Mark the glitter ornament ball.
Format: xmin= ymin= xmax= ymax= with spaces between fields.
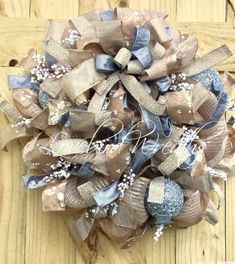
xmin=38 ymin=90 xmax=52 ymax=109
xmin=145 ymin=178 xmax=184 ymax=224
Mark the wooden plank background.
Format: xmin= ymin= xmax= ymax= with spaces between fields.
xmin=0 ymin=0 xmax=234 ymax=263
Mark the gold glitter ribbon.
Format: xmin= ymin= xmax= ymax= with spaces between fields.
xmin=158 ymin=145 xmax=191 ymax=175
xmin=0 ymin=98 xmax=21 ymax=123
xmin=120 ymin=73 xmax=167 ymax=115
xmin=147 ymin=176 xmax=164 ymax=204
xmin=114 ymin=47 xmax=132 ymax=69
xmin=77 ymin=176 xmax=110 ymax=207
xmin=126 ymin=60 xmax=143 ymax=74
xmin=46 ymin=38 xmax=71 ymax=65
xmin=183 ymin=44 xmax=233 ymax=77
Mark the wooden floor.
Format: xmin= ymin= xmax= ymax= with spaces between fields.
xmin=0 ymin=0 xmax=235 ymax=263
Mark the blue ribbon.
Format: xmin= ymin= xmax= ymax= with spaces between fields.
xmin=140 ymin=105 xmax=172 ymax=137
xmin=114 ymin=124 xmax=133 ymax=145
xmin=77 ymin=162 xmax=95 ymax=177
xmin=192 ymin=68 xmax=222 ymax=90
xmin=179 ymin=144 xmax=196 ymax=171
xmin=165 ymin=26 xmax=171 ymax=37
xmin=8 ymin=75 xmax=39 ymax=90
xmin=22 ymin=174 xmax=48 ymax=189
xmin=60 ymin=112 xmax=70 ymax=127
xmin=95 ymin=54 xmax=117 ymax=73
xmin=132 ymin=46 xmax=152 ymax=69
xmin=100 ymin=9 xmax=115 ymax=21
xmin=228 ymin=116 xmax=235 ymax=126
xmin=201 ymin=92 xmax=228 ymax=129
xmin=45 ymin=50 xmax=58 ymax=67
xmin=139 ymin=82 xmax=173 ymax=137
xmin=211 ymin=79 xmax=224 ymax=97
xmin=156 ymin=76 xmax=172 ymax=93
xmin=93 ymin=181 xmax=120 ymax=207
xmin=131 ymin=139 xmax=163 ymax=174
xmin=132 ymin=26 xmax=150 ymax=51
xmin=69 ymin=162 xmax=95 ymax=177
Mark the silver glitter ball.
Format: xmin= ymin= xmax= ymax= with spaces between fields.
xmin=145 ymin=178 xmax=184 ymax=224
xmin=192 ymin=68 xmax=222 ymax=90
xmin=38 ymin=90 xmax=52 ymax=109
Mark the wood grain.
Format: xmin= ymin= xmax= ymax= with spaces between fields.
xmin=226 ymin=88 xmax=235 ymax=262
xmin=0 ymin=0 xmax=30 ymax=17
xmin=30 ymin=0 xmax=79 ymax=18
xmin=226 ymin=177 xmax=235 ymax=262
xmin=176 ymin=183 xmax=226 ymax=264
xmin=177 ymin=0 xmax=226 ymax=22
xmin=78 ymin=0 xmax=177 ymax=20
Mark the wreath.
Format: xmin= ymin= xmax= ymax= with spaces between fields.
xmin=1 ymin=7 xmax=235 ymax=248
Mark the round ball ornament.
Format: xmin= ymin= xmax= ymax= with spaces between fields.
xmin=145 ymin=178 xmax=184 ymax=225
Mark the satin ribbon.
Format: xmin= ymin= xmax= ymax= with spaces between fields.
xmin=179 ymin=144 xmax=196 ymax=171
xmin=132 ymin=26 xmax=150 ymax=51
xmin=93 ymin=181 xmax=120 ymax=207
xmin=100 ymin=9 xmax=116 ymax=21
xmin=156 ymin=75 xmax=172 ymax=93
xmin=69 ymin=162 xmax=95 ymax=177
xmin=132 ymin=46 xmax=152 ymax=69
xmin=8 ymin=75 xmax=39 ymax=90
xmin=131 ymin=139 xmax=163 ymax=174
xmin=140 ymin=104 xmax=173 ymax=137
xmin=139 ymin=82 xmax=172 ymax=137
xmin=22 ymin=174 xmax=49 ymax=189
xmin=95 ymin=54 xmax=117 ymax=73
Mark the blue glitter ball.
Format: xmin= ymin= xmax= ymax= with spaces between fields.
xmin=145 ymin=178 xmax=184 ymax=224
xmin=192 ymin=68 xmax=222 ymax=90
xmin=38 ymin=90 xmax=52 ymax=109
